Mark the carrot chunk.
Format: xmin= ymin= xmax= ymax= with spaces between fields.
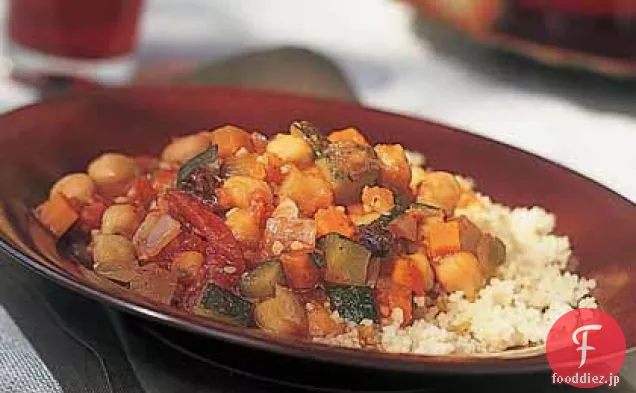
xmin=389 ymin=255 xmax=433 ymax=296
xmin=427 ymin=220 xmax=462 ymax=258
xmin=314 ymin=206 xmax=355 ymax=238
xmin=327 ymin=128 xmax=369 ymax=145
xmin=35 ymin=193 xmax=79 ymax=238
xmin=280 ymin=251 xmax=320 ymax=290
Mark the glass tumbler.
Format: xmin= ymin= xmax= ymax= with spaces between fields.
xmin=7 ymin=0 xmax=144 ymax=85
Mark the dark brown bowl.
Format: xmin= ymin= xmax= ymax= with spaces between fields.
xmin=0 ymin=86 xmax=634 ymax=374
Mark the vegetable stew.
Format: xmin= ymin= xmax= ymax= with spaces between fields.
xmin=34 ymin=121 xmax=507 ymax=347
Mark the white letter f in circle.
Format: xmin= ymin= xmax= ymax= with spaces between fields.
xmin=572 ymin=324 xmax=602 ymax=368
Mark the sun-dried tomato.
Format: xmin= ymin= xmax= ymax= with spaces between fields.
xmin=149 ymin=231 xmax=206 ymax=267
xmin=164 ymin=189 xmax=246 ymax=290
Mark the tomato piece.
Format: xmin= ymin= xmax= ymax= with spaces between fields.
xmin=249 ymin=193 xmax=273 ymax=227
xmin=153 ymin=169 xmax=177 ymax=192
xmin=135 ymin=155 xmax=160 ymax=173
xmin=375 ymin=278 xmax=413 ymax=326
xmin=78 ymin=199 xmax=107 ymax=232
xmin=127 ymin=176 xmax=156 ymax=208
xmin=409 ymin=263 xmax=426 ymax=296
xmin=265 ymin=154 xmax=285 ymax=185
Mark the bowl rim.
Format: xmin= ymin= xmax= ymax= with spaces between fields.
xmin=0 ymin=85 xmax=633 ymax=374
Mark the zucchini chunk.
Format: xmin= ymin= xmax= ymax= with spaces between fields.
xmin=239 ymin=260 xmax=285 ymax=300
xmin=318 ymin=233 xmax=371 ymax=286
xmin=316 ymin=141 xmax=380 ymax=205
xmin=326 ymin=284 xmax=378 ymax=323
xmin=195 ymin=283 xmax=252 ymax=327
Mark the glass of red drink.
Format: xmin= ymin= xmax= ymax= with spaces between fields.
xmin=7 ymin=0 xmax=144 ymax=85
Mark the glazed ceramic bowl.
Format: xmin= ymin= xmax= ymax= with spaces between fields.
xmin=0 ymin=86 xmax=634 ymax=374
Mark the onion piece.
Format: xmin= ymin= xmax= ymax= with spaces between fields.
xmin=262 ymin=217 xmax=316 ymax=256
xmin=133 ymin=212 xmax=182 ymax=260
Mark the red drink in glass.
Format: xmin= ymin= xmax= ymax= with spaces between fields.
xmin=7 ymin=0 xmax=144 ymax=85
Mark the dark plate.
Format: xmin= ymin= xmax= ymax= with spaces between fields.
xmin=0 ymin=86 xmax=634 ymax=374
xmin=405 ymin=0 xmax=636 ymax=78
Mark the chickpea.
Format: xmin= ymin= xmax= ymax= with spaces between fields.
xmin=361 ymin=186 xmax=394 ymax=214
xmin=374 ymin=144 xmax=411 ymax=193
xmin=271 ymin=198 xmax=300 ymax=219
xmin=350 ymin=212 xmax=381 ymax=226
xmin=410 ymin=166 xmax=428 ymax=194
xmin=88 ymin=153 xmax=139 ymax=196
xmin=266 ymin=134 xmax=313 ymax=167
xmin=225 ymin=208 xmax=261 ymax=247
xmin=92 ymin=234 xmax=138 ymax=282
xmin=417 ymin=171 xmax=461 ymax=214
xmin=160 ymin=133 xmax=210 ymax=164
xmin=433 ymin=252 xmax=485 ymax=300
xmin=101 ymin=204 xmax=141 ymax=239
xmin=205 ymin=125 xmax=253 ymax=158
xmin=93 ymin=234 xmax=136 ymax=264
xmin=278 ymin=169 xmax=333 ymax=216
xmin=173 ymin=251 xmax=205 ymax=279
xmin=50 ymin=173 xmax=95 ymax=204
xmin=220 ymin=176 xmax=272 ymax=209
